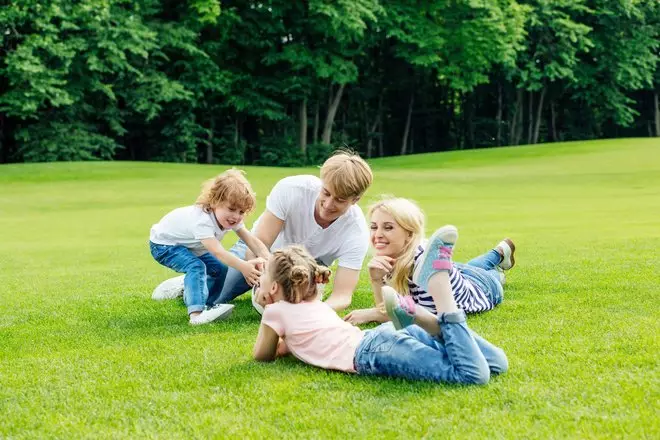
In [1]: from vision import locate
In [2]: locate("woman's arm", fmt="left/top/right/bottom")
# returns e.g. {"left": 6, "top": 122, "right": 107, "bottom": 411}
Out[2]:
{"left": 253, "top": 323, "right": 280, "bottom": 362}
{"left": 344, "top": 306, "right": 389, "bottom": 325}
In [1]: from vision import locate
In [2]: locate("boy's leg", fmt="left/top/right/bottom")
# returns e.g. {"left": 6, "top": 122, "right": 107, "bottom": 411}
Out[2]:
{"left": 214, "top": 240, "right": 251, "bottom": 304}
{"left": 152, "top": 244, "right": 208, "bottom": 315}
{"left": 197, "top": 253, "right": 229, "bottom": 306}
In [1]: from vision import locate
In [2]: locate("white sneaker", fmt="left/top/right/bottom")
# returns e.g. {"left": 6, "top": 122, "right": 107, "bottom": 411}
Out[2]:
{"left": 251, "top": 284, "right": 265, "bottom": 315}
{"left": 496, "top": 239, "right": 516, "bottom": 270}
{"left": 189, "top": 304, "right": 234, "bottom": 325}
{"left": 152, "top": 275, "right": 185, "bottom": 300}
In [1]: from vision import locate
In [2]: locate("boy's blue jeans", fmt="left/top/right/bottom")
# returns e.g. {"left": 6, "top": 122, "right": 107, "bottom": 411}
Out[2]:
{"left": 354, "top": 312, "right": 508, "bottom": 384}
{"left": 457, "top": 249, "right": 505, "bottom": 306}
{"left": 150, "top": 241, "right": 228, "bottom": 314}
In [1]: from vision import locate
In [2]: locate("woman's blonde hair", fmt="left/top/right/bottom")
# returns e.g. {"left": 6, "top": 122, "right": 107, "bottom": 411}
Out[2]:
{"left": 270, "top": 246, "right": 331, "bottom": 304}
{"left": 368, "top": 197, "right": 425, "bottom": 295}
{"left": 196, "top": 169, "right": 256, "bottom": 214}
{"left": 320, "top": 150, "right": 373, "bottom": 200}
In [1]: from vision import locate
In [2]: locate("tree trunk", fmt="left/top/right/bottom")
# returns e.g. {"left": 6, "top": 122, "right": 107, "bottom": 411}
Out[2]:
{"left": 654, "top": 90, "right": 660, "bottom": 137}
{"left": 532, "top": 87, "right": 546, "bottom": 144}
{"left": 206, "top": 118, "right": 215, "bottom": 164}
{"left": 510, "top": 88, "right": 522, "bottom": 145}
{"left": 400, "top": 92, "right": 414, "bottom": 155}
{"left": 299, "top": 98, "right": 308, "bottom": 154}
{"left": 527, "top": 91, "right": 534, "bottom": 145}
{"left": 322, "top": 83, "right": 345, "bottom": 145}
{"left": 366, "top": 94, "right": 384, "bottom": 158}
{"left": 234, "top": 117, "right": 240, "bottom": 150}
{"left": 496, "top": 82, "right": 503, "bottom": 146}
{"left": 313, "top": 100, "right": 320, "bottom": 144}
{"left": 550, "top": 100, "right": 558, "bottom": 142}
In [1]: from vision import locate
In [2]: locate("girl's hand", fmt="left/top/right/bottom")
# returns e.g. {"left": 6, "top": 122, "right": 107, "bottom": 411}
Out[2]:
{"left": 344, "top": 308, "right": 381, "bottom": 325}
{"left": 242, "top": 258, "right": 265, "bottom": 286}
{"left": 367, "top": 256, "right": 395, "bottom": 283}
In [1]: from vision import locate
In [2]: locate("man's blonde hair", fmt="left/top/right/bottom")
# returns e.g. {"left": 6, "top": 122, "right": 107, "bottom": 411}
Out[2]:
{"left": 196, "top": 169, "right": 256, "bottom": 214}
{"left": 368, "top": 197, "right": 425, "bottom": 296}
{"left": 269, "top": 246, "right": 332, "bottom": 304}
{"left": 320, "top": 150, "right": 373, "bottom": 200}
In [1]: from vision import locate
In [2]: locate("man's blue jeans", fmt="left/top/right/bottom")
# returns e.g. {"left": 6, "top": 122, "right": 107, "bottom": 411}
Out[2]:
{"left": 150, "top": 242, "right": 228, "bottom": 314}
{"left": 215, "top": 240, "right": 251, "bottom": 304}
{"left": 354, "top": 312, "right": 508, "bottom": 384}
{"left": 457, "top": 249, "right": 504, "bottom": 306}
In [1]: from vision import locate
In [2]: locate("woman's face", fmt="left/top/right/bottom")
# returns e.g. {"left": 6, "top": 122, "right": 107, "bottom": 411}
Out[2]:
{"left": 369, "top": 208, "right": 410, "bottom": 258}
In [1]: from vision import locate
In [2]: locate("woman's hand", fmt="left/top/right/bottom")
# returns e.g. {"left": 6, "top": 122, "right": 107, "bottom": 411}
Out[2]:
{"left": 367, "top": 256, "right": 396, "bottom": 284}
{"left": 344, "top": 308, "right": 384, "bottom": 325}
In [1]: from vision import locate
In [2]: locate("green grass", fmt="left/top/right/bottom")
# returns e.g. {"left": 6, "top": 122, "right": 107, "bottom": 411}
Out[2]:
{"left": 1, "top": 138, "right": 659, "bottom": 439}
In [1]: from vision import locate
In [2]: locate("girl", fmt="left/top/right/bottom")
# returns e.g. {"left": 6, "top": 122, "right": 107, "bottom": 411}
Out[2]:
{"left": 344, "top": 197, "right": 515, "bottom": 325}
{"left": 150, "top": 169, "right": 270, "bottom": 325}
{"left": 253, "top": 235, "right": 508, "bottom": 384}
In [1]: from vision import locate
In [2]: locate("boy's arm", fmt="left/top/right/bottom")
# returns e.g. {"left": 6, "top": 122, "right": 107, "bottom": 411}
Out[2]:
{"left": 254, "top": 323, "right": 280, "bottom": 362}
{"left": 200, "top": 238, "right": 249, "bottom": 271}
{"left": 236, "top": 227, "right": 271, "bottom": 260}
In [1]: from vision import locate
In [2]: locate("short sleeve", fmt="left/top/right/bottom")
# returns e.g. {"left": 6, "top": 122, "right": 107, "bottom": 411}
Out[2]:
{"left": 337, "top": 238, "right": 369, "bottom": 270}
{"left": 265, "top": 178, "right": 293, "bottom": 221}
{"left": 191, "top": 211, "right": 216, "bottom": 240}
{"left": 261, "top": 302, "right": 285, "bottom": 336}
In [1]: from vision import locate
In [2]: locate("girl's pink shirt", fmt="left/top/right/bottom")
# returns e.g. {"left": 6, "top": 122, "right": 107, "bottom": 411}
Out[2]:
{"left": 262, "top": 300, "right": 365, "bottom": 373}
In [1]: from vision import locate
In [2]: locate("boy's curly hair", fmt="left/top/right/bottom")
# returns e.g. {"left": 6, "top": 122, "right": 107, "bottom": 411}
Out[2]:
{"left": 196, "top": 169, "right": 256, "bottom": 214}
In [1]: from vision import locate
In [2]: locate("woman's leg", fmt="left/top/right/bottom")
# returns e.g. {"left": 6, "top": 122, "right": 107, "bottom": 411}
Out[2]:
{"left": 466, "top": 239, "right": 515, "bottom": 271}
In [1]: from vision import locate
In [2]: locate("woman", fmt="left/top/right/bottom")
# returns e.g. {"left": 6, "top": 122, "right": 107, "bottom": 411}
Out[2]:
{"left": 344, "top": 197, "right": 515, "bottom": 325}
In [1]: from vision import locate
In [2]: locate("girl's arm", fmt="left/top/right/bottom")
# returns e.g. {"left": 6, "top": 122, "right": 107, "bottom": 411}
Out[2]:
{"left": 236, "top": 227, "right": 271, "bottom": 260}
{"left": 201, "top": 238, "right": 263, "bottom": 286}
{"left": 253, "top": 323, "right": 280, "bottom": 362}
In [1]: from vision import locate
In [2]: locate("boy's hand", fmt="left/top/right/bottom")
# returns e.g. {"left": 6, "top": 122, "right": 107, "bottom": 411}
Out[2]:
{"left": 242, "top": 258, "right": 265, "bottom": 286}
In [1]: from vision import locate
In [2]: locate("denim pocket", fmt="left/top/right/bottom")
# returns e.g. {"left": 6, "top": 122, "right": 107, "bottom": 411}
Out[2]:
{"left": 150, "top": 242, "right": 169, "bottom": 261}
{"left": 361, "top": 325, "right": 397, "bottom": 354}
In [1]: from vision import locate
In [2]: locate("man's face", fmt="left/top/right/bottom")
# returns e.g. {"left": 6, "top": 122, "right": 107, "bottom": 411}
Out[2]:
{"left": 316, "top": 184, "right": 358, "bottom": 224}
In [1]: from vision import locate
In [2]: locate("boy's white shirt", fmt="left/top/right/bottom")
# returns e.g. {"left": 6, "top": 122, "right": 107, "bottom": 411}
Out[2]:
{"left": 150, "top": 205, "right": 244, "bottom": 256}
{"left": 252, "top": 175, "right": 369, "bottom": 270}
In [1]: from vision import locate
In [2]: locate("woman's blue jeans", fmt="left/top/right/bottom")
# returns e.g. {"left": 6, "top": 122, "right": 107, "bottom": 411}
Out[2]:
{"left": 457, "top": 249, "right": 505, "bottom": 306}
{"left": 150, "top": 241, "right": 228, "bottom": 314}
{"left": 354, "top": 313, "right": 508, "bottom": 384}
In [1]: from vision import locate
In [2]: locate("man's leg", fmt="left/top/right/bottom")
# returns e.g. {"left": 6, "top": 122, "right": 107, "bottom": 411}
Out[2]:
{"left": 214, "top": 240, "right": 251, "bottom": 304}
{"left": 197, "top": 253, "right": 229, "bottom": 306}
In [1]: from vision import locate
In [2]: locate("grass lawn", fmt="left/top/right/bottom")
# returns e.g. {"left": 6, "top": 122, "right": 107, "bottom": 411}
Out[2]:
{"left": 1, "top": 138, "right": 659, "bottom": 439}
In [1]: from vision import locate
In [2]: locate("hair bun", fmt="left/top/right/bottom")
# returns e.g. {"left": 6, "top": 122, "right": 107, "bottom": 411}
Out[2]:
{"left": 290, "top": 265, "right": 310, "bottom": 288}
{"left": 314, "top": 267, "right": 331, "bottom": 285}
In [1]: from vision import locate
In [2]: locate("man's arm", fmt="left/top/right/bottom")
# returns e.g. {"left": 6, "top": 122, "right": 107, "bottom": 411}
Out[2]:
{"left": 245, "top": 211, "right": 285, "bottom": 259}
{"left": 324, "top": 266, "right": 360, "bottom": 312}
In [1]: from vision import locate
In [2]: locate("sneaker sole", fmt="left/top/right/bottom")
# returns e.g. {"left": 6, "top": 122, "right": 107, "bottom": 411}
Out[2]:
{"left": 211, "top": 305, "right": 235, "bottom": 322}
{"left": 382, "top": 290, "right": 404, "bottom": 330}
{"left": 499, "top": 238, "right": 516, "bottom": 270}
{"left": 412, "top": 225, "right": 458, "bottom": 286}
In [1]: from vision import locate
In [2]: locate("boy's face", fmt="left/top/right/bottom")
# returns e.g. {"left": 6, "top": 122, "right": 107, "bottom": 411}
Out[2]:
{"left": 213, "top": 202, "right": 246, "bottom": 230}
{"left": 315, "top": 183, "right": 359, "bottom": 224}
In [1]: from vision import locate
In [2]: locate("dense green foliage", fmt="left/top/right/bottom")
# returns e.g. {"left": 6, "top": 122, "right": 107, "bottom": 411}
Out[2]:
{"left": 1, "top": 139, "right": 659, "bottom": 437}
{"left": 1, "top": 0, "right": 659, "bottom": 165}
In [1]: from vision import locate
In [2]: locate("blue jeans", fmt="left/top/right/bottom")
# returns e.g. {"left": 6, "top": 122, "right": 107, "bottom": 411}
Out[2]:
{"left": 354, "top": 312, "right": 508, "bottom": 384}
{"left": 457, "top": 249, "right": 504, "bottom": 306}
{"left": 215, "top": 240, "right": 251, "bottom": 304}
{"left": 150, "top": 241, "right": 228, "bottom": 314}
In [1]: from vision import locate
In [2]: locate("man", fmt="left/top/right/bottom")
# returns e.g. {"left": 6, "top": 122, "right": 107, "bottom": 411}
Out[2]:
{"left": 153, "top": 150, "right": 373, "bottom": 312}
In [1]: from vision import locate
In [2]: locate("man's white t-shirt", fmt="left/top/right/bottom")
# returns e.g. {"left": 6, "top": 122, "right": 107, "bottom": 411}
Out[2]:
{"left": 253, "top": 175, "right": 369, "bottom": 270}
{"left": 150, "top": 205, "right": 244, "bottom": 256}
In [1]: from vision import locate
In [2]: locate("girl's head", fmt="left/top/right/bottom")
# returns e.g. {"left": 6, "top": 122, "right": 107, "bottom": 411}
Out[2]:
{"left": 259, "top": 246, "right": 331, "bottom": 304}
{"left": 368, "top": 197, "right": 425, "bottom": 294}
{"left": 196, "top": 169, "right": 256, "bottom": 229}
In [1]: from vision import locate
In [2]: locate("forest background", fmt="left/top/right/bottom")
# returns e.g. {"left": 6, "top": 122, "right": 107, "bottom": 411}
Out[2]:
{"left": 1, "top": 0, "right": 658, "bottom": 166}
